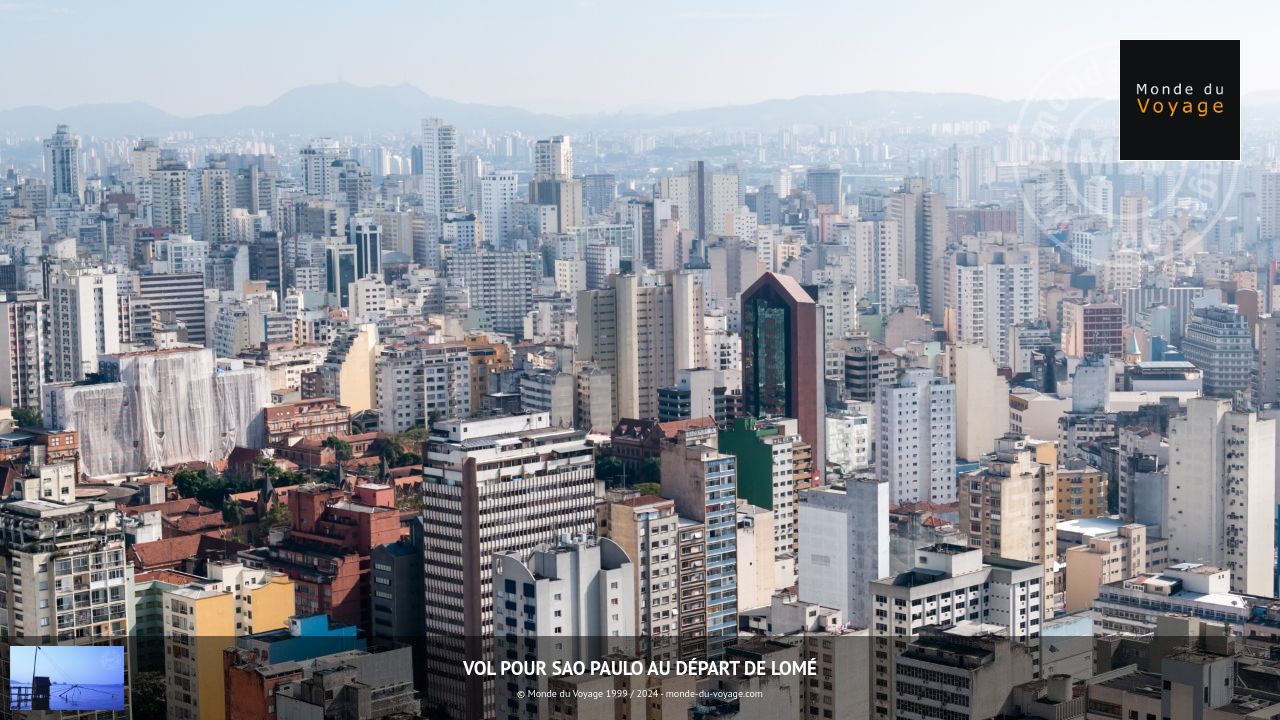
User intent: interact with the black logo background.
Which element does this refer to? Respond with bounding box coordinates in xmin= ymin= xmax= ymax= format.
xmin=1120 ymin=39 xmax=1240 ymax=161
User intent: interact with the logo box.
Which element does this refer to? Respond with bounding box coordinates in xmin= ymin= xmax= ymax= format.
xmin=1120 ymin=39 xmax=1240 ymax=161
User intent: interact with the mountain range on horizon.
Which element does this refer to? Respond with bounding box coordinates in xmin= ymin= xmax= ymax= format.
xmin=3 ymin=82 xmax=1280 ymax=139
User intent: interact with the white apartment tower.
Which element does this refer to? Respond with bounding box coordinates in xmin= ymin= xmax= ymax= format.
xmin=479 ymin=171 xmax=519 ymax=248
xmin=421 ymin=118 xmax=460 ymax=243
xmin=945 ymin=233 xmax=1038 ymax=368
xmin=534 ymin=135 xmax=573 ymax=179
xmin=48 ymin=266 xmax=120 ymax=382
xmin=1164 ymin=397 xmax=1276 ymax=596
xmin=876 ymin=368 xmax=957 ymax=504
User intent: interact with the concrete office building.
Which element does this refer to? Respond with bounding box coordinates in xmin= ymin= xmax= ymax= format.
xmin=1182 ymin=304 xmax=1255 ymax=398
xmin=421 ymin=413 xmax=596 ymax=718
xmin=869 ymin=545 xmax=1044 ymax=717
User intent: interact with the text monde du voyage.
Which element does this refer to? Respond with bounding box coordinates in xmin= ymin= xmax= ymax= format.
xmin=1134 ymin=83 xmax=1228 ymax=118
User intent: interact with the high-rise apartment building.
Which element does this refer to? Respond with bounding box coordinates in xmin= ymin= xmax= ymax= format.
xmin=659 ymin=424 xmax=738 ymax=655
xmin=479 ymin=171 xmax=519 ymax=248
xmin=421 ymin=413 xmax=596 ymax=718
xmin=534 ymin=135 xmax=573 ymax=179
xmin=201 ymin=160 xmax=233 ymax=245
xmin=299 ymin=138 xmax=345 ymax=196
xmin=578 ymin=271 xmax=706 ymax=420
xmin=1257 ymin=314 xmax=1280 ymax=408
xmin=492 ymin=537 xmax=634 ymax=720
xmin=421 ymin=118 xmax=459 ymax=247
xmin=151 ymin=159 xmax=191 ymax=234
xmin=1164 ymin=397 xmax=1275 ymax=595
xmin=719 ymin=417 xmax=808 ymax=569
xmin=0 ymin=291 xmax=48 ymax=410
xmin=869 ymin=545 xmax=1045 ymax=717
xmin=48 ymin=266 xmax=120 ymax=382
xmin=445 ymin=251 xmax=542 ymax=335
xmin=375 ymin=340 xmax=471 ymax=432
xmin=944 ymin=233 xmax=1038 ymax=368
xmin=958 ymin=434 xmax=1058 ymax=595
xmin=888 ymin=180 xmax=947 ymax=321
xmin=876 ymin=368 xmax=957 ymax=504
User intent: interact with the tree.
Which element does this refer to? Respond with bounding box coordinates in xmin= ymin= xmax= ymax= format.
xmin=221 ymin=498 xmax=246 ymax=525
xmin=130 ymin=671 xmax=167 ymax=719
xmin=639 ymin=457 xmax=662 ymax=485
xmin=12 ymin=406 xmax=41 ymax=429
xmin=263 ymin=502 xmax=290 ymax=528
xmin=322 ymin=435 xmax=354 ymax=461
xmin=633 ymin=482 xmax=662 ymax=497
xmin=595 ymin=454 xmax=624 ymax=487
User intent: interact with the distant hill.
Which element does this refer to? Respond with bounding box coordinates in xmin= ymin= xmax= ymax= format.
xmin=14 ymin=83 xmax=1280 ymax=138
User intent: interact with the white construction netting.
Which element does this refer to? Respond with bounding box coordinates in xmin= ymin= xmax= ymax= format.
xmin=49 ymin=349 xmax=267 ymax=478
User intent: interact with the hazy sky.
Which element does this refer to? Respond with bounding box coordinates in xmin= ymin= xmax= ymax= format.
xmin=0 ymin=0 xmax=1271 ymax=115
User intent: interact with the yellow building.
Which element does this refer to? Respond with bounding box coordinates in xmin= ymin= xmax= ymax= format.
xmin=1056 ymin=464 xmax=1108 ymax=519
xmin=464 ymin=333 xmax=513 ymax=414
xmin=162 ymin=562 xmax=295 ymax=720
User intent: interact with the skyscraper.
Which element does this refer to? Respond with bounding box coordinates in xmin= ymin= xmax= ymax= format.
xmin=346 ymin=217 xmax=382 ymax=279
xmin=889 ymin=179 xmax=947 ymax=321
xmin=479 ymin=171 xmax=518 ymax=248
xmin=44 ymin=124 xmax=83 ymax=203
xmin=151 ymin=159 xmax=191 ymax=234
xmin=299 ymin=137 xmax=344 ymax=196
xmin=200 ymin=160 xmax=233 ymax=244
xmin=805 ymin=166 xmax=842 ymax=212
xmin=325 ymin=244 xmax=357 ymax=308
xmin=944 ymin=233 xmax=1039 ymax=368
xmin=739 ymin=272 xmax=825 ymax=474
xmin=658 ymin=423 xmax=738 ymax=654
